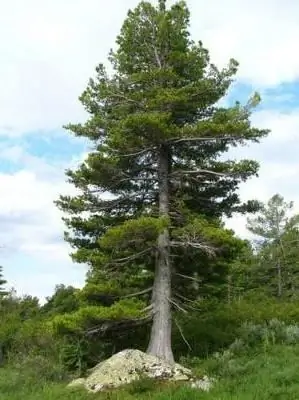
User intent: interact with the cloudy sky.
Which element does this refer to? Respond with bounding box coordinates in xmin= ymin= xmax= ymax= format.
xmin=1 ymin=0 xmax=299 ymax=300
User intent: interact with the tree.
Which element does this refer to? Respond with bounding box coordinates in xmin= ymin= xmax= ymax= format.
xmin=0 ymin=266 xmax=8 ymax=298
xmin=247 ymin=194 xmax=299 ymax=297
xmin=42 ymin=284 xmax=80 ymax=316
xmin=57 ymin=0 xmax=268 ymax=363
xmin=226 ymin=240 xmax=256 ymax=302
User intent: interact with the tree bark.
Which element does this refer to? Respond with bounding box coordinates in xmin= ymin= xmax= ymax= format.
xmin=147 ymin=144 xmax=174 ymax=363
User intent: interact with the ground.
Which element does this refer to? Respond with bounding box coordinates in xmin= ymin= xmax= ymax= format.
xmin=1 ymin=344 xmax=299 ymax=399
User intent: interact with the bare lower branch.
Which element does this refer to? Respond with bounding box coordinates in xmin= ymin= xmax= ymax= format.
xmin=175 ymin=272 xmax=203 ymax=284
xmin=85 ymin=315 xmax=153 ymax=337
xmin=120 ymin=287 xmax=153 ymax=299
xmin=175 ymin=293 xmax=197 ymax=304
xmin=174 ymin=317 xmax=192 ymax=351
xmin=141 ymin=303 xmax=154 ymax=314
xmin=167 ymin=297 xmax=188 ymax=314
xmin=174 ymin=295 xmax=202 ymax=312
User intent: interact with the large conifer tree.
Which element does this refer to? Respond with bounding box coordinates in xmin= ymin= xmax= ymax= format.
xmin=57 ymin=0 xmax=268 ymax=362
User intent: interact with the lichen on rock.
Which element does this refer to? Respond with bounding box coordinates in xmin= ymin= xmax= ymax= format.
xmin=67 ymin=349 xmax=212 ymax=393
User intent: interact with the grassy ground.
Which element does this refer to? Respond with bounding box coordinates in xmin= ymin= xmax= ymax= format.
xmin=1 ymin=345 xmax=299 ymax=399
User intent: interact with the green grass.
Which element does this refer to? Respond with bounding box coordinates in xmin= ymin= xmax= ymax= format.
xmin=2 ymin=345 xmax=299 ymax=399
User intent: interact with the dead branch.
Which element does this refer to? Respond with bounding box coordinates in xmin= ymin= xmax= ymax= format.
xmin=167 ymin=297 xmax=188 ymax=314
xmin=120 ymin=287 xmax=153 ymax=299
xmin=175 ymin=292 xmax=197 ymax=304
xmin=175 ymin=273 xmax=203 ymax=284
xmin=85 ymin=315 xmax=153 ymax=337
xmin=174 ymin=317 xmax=192 ymax=351
xmin=141 ymin=303 xmax=154 ymax=314
xmin=174 ymin=295 xmax=202 ymax=312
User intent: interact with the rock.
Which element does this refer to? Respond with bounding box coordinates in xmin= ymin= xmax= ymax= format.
xmin=190 ymin=375 xmax=214 ymax=391
xmin=68 ymin=349 xmax=195 ymax=393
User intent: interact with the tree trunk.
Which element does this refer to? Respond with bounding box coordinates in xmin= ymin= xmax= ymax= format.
xmin=227 ymin=274 xmax=232 ymax=304
xmin=147 ymin=145 xmax=174 ymax=363
xmin=277 ymin=261 xmax=282 ymax=297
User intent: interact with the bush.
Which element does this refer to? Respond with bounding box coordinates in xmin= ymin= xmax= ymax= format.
xmin=231 ymin=319 xmax=299 ymax=350
xmin=11 ymin=354 xmax=68 ymax=384
xmin=172 ymin=297 xmax=299 ymax=359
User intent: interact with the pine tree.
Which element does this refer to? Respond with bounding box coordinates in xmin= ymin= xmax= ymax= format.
xmin=0 ymin=266 xmax=8 ymax=298
xmin=57 ymin=0 xmax=268 ymax=362
xmin=247 ymin=194 xmax=299 ymax=298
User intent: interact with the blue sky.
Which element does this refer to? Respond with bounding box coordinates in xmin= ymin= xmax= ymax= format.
xmin=1 ymin=0 xmax=299 ymax=301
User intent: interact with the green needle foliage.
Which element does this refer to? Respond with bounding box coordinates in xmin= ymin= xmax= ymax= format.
xmin=57 ymin=0 xmax=269 ymax=362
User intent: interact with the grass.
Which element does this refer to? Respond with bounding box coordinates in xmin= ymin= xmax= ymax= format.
xmin=1 ymin=344 xmax=299 ymax=399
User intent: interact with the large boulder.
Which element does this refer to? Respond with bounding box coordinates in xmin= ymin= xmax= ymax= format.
xmin=68 ymin=349 xmax=209 ymax=393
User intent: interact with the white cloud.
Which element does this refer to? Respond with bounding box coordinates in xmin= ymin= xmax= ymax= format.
xmin=224 ymin=107 xmax=299 ymax=238
xmin=192 ymin=0 xmax=299 ymax=87
xmin=252 ymin=109 xmax=299 ymax=143
xmin=0 ymin=144 xmax=88 ymax=300
xmin=1 ymin=0 xmax=299 ymax=134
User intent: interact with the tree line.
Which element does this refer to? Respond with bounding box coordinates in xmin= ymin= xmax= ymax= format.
xmin=1 ymin=0 xmax=299 ymax=375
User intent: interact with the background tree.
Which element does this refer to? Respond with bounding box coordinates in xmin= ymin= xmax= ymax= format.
xmin=57 ymin=0 xmax=268 ymax=363
xmin=0 ymin=266 xmax=8 ymax=298
xmin=42 ymin=285 xmax=80 ymax=316
xmin=226 ymin=241 xmax=256 ymax=303
xmin=247 ymin=194 xmax=299 ymax=298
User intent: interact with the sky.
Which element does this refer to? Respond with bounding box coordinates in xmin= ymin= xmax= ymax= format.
xmin=1 ymin=0 xmax=299 ymax=301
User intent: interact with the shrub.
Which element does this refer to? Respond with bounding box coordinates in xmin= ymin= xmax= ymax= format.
xmin=172 ymin=297 xmax=299 ymax=359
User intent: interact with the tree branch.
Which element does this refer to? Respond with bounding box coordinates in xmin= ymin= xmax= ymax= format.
xmin=171 ymin=241 xmax=217 ymax=255
xmin=171 ymin=169 xmax=229 ymax=178
xmin=175 ymin=273 xmax=203 ymax=284
xmin=167 ymin=297 xmax=188 ymax=314
xmin=117 ymin=146 xmax=157 ymax=158
xmin=168 ymin=136 xmax=243 ymax=145
xmin=174 ymin=295 xmax=202 ymax=312
xmin=141 ymin=303 xmax=154 ymax=314
xmin=174 ymin=317 xmax=192 ymax=351
xmin=120 ymin=287 xmax=153 ymax=299
xmin=108 ymin=248 xmax=153 ymax=266
xmin=85 ymin=315 xmax=153 ymax=337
